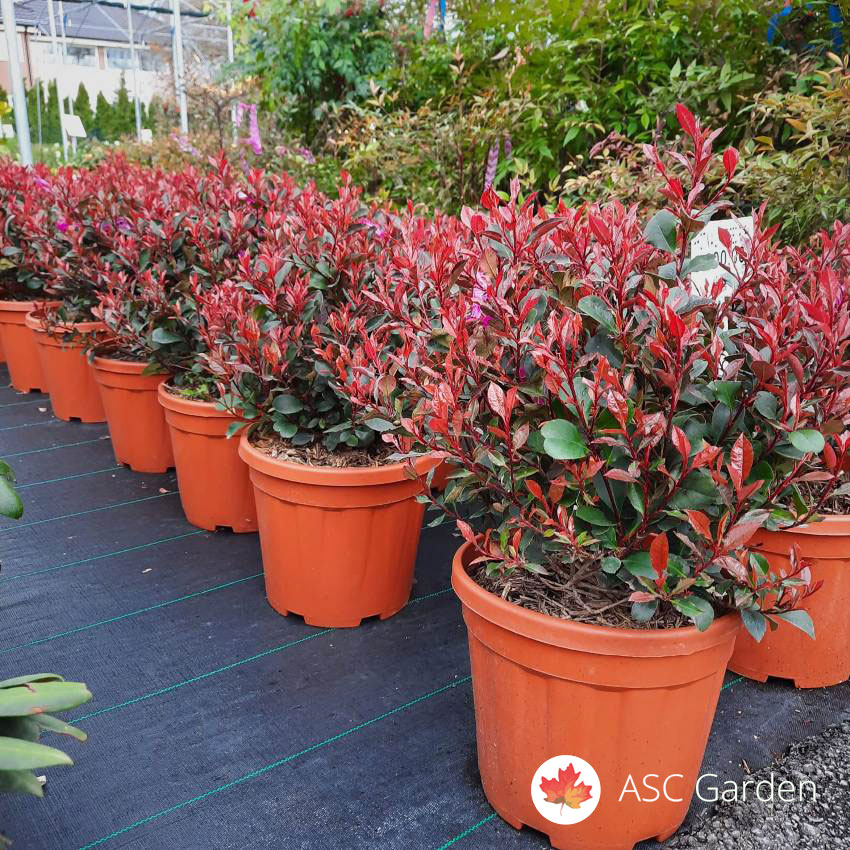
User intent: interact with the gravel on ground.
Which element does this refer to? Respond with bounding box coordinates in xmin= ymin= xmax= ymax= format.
xmin=669 ymin=720 xmax=850 ymax=849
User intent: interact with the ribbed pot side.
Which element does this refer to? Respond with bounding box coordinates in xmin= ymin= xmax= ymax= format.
xmin=239 ymin=432 xmax=437 ymax=628
xmin=452 ymin=542 xmax=740 ymax=850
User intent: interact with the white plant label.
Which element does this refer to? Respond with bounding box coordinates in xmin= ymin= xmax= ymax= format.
xmin=689 ymin=215 xmax=754 ymax=297
xmin=62 ymin=113 xmax=87 ymax=139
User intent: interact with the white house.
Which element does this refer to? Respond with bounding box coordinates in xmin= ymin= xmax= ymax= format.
xmin=0 ymin=0 xmax=171 ymax=108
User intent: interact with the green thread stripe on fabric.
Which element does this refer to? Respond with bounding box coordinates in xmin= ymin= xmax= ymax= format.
xmin=0 ymin=530 xmax=206 ymax=583
xmin=3 ymin=437 xmax=109 ymax=459
xmin=73 ymin=588 xmax=452 ymax=723
xmin=0 ymin=573 xmax=263 ymax=655
xmin=0 ymin=491 xmax=177 ymax=533
xmin=18 ymin=466 xmax=121 ymax=489
xmin=75 ymin=675 xmax=472 ymax=850
xmin=0 ymin=419 xmax=56 ymax=432
xmin=435 ymin=674 xmax=748 ymax=849
xmin=0 ymin=398 xmax=45 ymax=408
xmin=436 ymin=813 xmax=498 ymax=849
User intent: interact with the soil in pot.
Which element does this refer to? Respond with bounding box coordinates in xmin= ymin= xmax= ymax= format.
xmin=238 ymin=430 xmax=436 ymax=627
xmin=158 ymin=384 xmax=257 ymax=533
xmin=452 ymin=542 xmax=740 ymax=850
xmin=0 ymin=300 xmax=57 ymax=392
xmin=92 ymin=355 xmax=174 ymax=473
xmin=25 ymin=314 xmax=106 ymax=422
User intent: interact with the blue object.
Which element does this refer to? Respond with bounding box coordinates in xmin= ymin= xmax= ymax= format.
xmin=768 ymin=2 xmax=843 ymax=49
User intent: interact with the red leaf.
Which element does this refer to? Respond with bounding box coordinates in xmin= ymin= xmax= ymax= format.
xmin=526 ymin=479 xmax=547 ymax=507
xmin=650 ymin=533 xmax=669 ymax=584
xmin=722 ymin=147 xmax=739 ymax=179
xmin=675 ymin=103 xmax=697 ymax=137
xmin=713 ymin=555 xmax=747 ymax=581
xmin=605 ymin=468 xmax=638 ymax=483
xmin=629 ymin=591 xmax=656 ymax=603
xmin=456 ymin=520 xmax=477 ymax=545
xmin=723 ymin=520 xmax=763 ymax=551
xmin=686 ymin=509 xmax=712 ymax=541
xmin=672 ymin=426 xmax=691 ymax=469
xmin=729 ymin=433 xmax=753 ymax=493
xmin=487 ymin=382 xmax=506 ymax=421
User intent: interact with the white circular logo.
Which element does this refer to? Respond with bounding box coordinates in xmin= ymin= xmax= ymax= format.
xmin=531 ymin=755 xmax=601 ymax=825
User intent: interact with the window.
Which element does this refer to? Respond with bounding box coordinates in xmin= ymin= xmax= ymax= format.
xmin=106 ymin=47 xmax=159 ymax=73
xmin=105 ymin=47 xmax=133 ymax=69
xmin=65 ymin=45 xmax=97 ymax=66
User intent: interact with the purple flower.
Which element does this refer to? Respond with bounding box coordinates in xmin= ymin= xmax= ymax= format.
xmin=116 ymin=217 xmax=131 ymax=233
xmin=468 ymin=272 xmax=492 ymax=327
xmin=503 ymin=134 xmax=513 ymax=160
xmin=297 ymin=147 xmax=316 ymax=164
xmin=56 ymin=218 xmax=69 ymax=233
xmin=484 ymin=143 xmax=499 ymax=190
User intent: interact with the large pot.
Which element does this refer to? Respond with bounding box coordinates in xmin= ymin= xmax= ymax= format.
xmin=158 ymin=384 xmax=257 ymax=533
xmin=0 ymin=300 xmax=57 ymax=392
xmin=25 ymin=314 xmax=106 ymax=422
xmin=239 ymin=432 xmax=436 ymax=627
xmin=452 ymin=542 xmax=740 ymax=850
xmin=91 ymin=357 xmax=173 ymax=473
xmin=729 ymin=520 xmax=850 ymax=688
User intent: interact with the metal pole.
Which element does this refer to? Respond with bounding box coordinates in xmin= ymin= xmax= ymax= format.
xmin=57 ymin=0 xmax=76 ymax=154
xmin=225 ymin=0 xmax=236 ymax=143
xmin=36 ymin=77 xmax=42 ymax=145
xmin=125 ymin=0 xmax=142 ymax=141
xmin=172 ymin=0 xmax=188 ymax=134
xmin=0 ymin=0 xmax=33 ymax=164
xmin=45 ymin=0 xmax=67 ymax=159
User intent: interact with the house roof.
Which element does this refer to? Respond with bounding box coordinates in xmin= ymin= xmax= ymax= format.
xmin=11 ymin=0 xmax=170 ymax=46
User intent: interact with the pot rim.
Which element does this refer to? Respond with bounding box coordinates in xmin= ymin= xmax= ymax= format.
xmin=25 ymin=313 xmax=106 ymax=336
xmin=93 ymin=355 xmax=163 ymax=376
xmin=452 ymin=541 xmax=740 ymax=657
xmin=238 ymin=429 xmax=439 ymax=486
xmin=0 ymin=298 xmax=59 ymax=313
xmin=157 ymin=381 xmax=239 ymax=419
xmin=759 ymin=515 xmax=850 ymax=537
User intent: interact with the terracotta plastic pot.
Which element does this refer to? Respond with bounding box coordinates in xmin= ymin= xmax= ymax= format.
xmin=25 ymin=314 xmax=106 ymax=422
xmin=729 ymin=519 xmax=850 ymax=688
xmin=158 ymin=384 xmax=257 ymax=533
xmin=452 ymin=542 xmax=740 ymax=850
xmin=0 ymin=300 xmax=58 ymax=392
xmin=91 ymin=357 xmax=174 ymax=473
xmin=239 ymin=432 xmax=437 ymax=627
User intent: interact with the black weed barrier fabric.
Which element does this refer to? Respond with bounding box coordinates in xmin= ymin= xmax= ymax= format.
xmin=1 ymin=364 xmax=849 ymax=850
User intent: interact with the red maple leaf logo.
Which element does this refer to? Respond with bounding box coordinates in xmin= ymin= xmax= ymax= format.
xmin=539 ymin=762 xmax=594 ymax=814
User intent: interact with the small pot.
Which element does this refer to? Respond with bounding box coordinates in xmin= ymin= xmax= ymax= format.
xmin=91 ymin=356 xmax=174 ymax=473
xmin=158 ymin=384 xmax=257 ymax=533
xmin=729 ymin=519 xmax=850 ymax=688
xmin=25 ymin=314 xmax=106 ymax=422
xmin=0 ymin=300 xmax=58 ymax=392
xmin=239 ymin=432 xmax=436 ymax=627
xmin=452 ymin=542 xmax=740 ymax=850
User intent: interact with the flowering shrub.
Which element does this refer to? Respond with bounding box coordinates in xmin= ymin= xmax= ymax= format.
xmin=199 ymin=176 xmax=396 ymax=444
xmin=325 ymin=106 xmax=847 ymax=636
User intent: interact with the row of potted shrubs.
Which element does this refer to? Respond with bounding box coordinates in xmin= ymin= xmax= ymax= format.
xmin=1 ymin=105 xmax=850 ymax=849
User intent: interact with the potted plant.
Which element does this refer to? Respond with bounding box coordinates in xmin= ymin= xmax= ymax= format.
xmin=154 ymin=164 xmax=296 ymax=532
xmin=721 ymin=218 xmax=850 ymax=687
xmin=202 ymin=178 xmax=435 ymax=626
xmin=22 ymin=164 xmax=119 ymax=422
xmin=0 ymin=163 xmax=57 ymax=393
xmin=326 ymin=109 xmax=822 ymax=849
